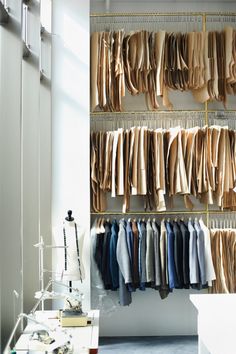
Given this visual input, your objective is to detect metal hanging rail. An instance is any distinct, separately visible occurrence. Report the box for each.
[91,110,206,116]
[91,109,236,117]
[90,12,236,17]
[91,209,236,216]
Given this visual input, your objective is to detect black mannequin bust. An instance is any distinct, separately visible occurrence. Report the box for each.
[65,210,74,222]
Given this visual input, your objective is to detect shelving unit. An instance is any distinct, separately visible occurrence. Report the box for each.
[90,12,236,226]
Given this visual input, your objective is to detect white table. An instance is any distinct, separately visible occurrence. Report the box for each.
[190,294,236,354]
[15,310,99,354]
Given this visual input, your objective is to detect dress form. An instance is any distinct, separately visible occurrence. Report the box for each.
[62,210,85,282]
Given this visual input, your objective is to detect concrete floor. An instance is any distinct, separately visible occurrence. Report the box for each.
[99,336,198,354]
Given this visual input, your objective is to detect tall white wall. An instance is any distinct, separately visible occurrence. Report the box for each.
[0,1,23,349]
[90,0,236,337]
[0,0,52,349]
[51,0,90,310]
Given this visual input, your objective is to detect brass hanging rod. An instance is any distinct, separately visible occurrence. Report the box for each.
[208,109,236,113]
[91,110,205,116]
[91,209,236,216]
[90,12,236,18]
[91,109,236,116]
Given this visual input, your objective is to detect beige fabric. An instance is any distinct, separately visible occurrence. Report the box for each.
[131,127,140,195]
[91,27,236,111]
[137,126,148,195]
[123,129,131,213]
[90,32,100,111]
[210,229,236,294]
[91,125,236,212]
[111,130,119,198]
[154,31,166,96]
[153,129,166,211]
[116,128,125,195]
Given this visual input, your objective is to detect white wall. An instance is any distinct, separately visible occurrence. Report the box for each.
[90,0,236,337]
[0,1,23,348]
[22,0,52,315]
[51,0,90,310]
[91,0,236,13]
[0,0,52,349]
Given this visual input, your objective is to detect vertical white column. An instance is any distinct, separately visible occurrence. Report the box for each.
[39,0,52,306]
[21,0,41,314]
[51,0,90,309]
[0,0,22,348]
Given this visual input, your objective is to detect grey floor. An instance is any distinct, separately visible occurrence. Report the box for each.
[99,336,198,354]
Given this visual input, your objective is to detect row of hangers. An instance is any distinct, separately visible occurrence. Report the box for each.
[94,215,206,234]
[91,14,236,33]
[94,214,236,233]
[90,112,236,131]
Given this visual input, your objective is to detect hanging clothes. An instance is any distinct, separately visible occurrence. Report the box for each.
[209,228,236,294]
[91,217,216,306]
[91,125,236,212]
[91,27,236,111]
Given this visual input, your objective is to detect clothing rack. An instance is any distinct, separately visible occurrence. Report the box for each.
[91,109,236,116]
[91,210,236,215]
[90,11,236,228]
[90,12,236,32]
[90,12,236,17]
[91,112,206,131]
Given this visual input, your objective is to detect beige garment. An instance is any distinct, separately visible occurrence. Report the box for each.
[166,127,188,198]
[153,129,166,211]
[215,127,234,208]
[209,229,236,294]
[162,32,174,109]
[154,31,166,96]
[175,129,188,195]
[112,30,125,111]
[187,32,194,89]
[90,132,106,212]
[146,33,159,110]
[98,32,107,109]
[227,28,236,93]
[225,27,233,82]
[123,129,131,213]
[136,31,145,93]
[216,31,226,106]
[101,131,113,191]
[184,127,198,209]
[137,126,148,195]
[123,32,139,95]
[208,31,219,101]
[223,129,236,210]
[116,128,124,195]
[210,126,221,192]
[131,127,140,195]
[90,32,100,111]
[128,127,135,187]
[90,132,98,211]
[142,30,151,93]
[198,126,214,205]
[192,31,210,103]
[166,127,178,197]
[105,31,113,111]
[111,130,119,197]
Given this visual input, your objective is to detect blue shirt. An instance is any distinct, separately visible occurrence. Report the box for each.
[166,221,179,289]
[109,220,119,290]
